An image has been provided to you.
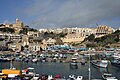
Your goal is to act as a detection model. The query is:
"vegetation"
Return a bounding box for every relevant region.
[0,27,15,33]
[84,34,95,42]
[19,28,28,34]
[43,32,67,38]
[28,28,38,32]
[33,32,67,44]
[19,27,38,34]
[72,43,81,46]
[94,30,120,46]
[83,30,120,47]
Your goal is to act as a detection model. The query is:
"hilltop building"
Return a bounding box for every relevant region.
[3,18,24,33]
[96,25,114,37]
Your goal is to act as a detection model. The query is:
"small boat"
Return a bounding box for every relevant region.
[102,73,118,80]
[111,59,120,67]
[68,74,76,80]
[24,58,29,63]
[91,60,108,68]
[81,59,86,65]
[32,58,38,63]
[32,74,40,80]
[68,74,83,80]
[0,58,11,62]
[76,76,83,80]
[40,74,48,80]
[48,75,53,80]
[70,58,77,66]
[23,74,33,80]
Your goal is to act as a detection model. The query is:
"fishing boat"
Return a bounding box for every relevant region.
[91,60,108,68]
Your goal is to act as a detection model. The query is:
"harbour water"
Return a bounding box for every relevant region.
[0,61,120,79]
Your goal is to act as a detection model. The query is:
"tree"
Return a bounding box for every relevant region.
[19,28,28,34]
[87,34,95,42]
[0,27,15,33]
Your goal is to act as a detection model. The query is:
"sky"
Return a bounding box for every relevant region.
[0,0,120,29]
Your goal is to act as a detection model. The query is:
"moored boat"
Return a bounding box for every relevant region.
[70,58,77,66]
[81,59,86,65]
[0,58,11,62]
[102,73,118,80]
[111,59,120,67]
[76,76,83,80]
[48,75,53,80]
[91,60,108,68]
[68,74,83,80]
[32,58,38,63]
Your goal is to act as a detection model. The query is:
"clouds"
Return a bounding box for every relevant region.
[21,0,120,28]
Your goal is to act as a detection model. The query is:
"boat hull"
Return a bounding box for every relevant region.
[91,60,108,68]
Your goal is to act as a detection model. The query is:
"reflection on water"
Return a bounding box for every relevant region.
[99,68,109,73]
[69,64,78,69]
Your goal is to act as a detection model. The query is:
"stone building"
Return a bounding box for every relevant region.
[4,18,24,33]
[61,33,86,43]
[96,25,114,37]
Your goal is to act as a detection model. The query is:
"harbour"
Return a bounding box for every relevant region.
[0,0,120,79]
[0,50,120,80]
[0,61,120,79]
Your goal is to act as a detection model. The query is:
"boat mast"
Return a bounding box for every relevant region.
[10,59,13,69]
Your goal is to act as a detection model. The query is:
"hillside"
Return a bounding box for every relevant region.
[82,30,120,48]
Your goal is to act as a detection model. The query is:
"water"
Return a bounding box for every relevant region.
[0,61,120,79]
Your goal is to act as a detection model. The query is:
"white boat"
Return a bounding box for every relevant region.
[70,58,77,66]
[68,75,83,80]
[76,76,83,80]
[68,74,76,80]
[102,73,118,80]
[91,60,108,68]
[32,58,38,63]
[112,53,120,59]
[48,75,53,80]
[32,74,39,80]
